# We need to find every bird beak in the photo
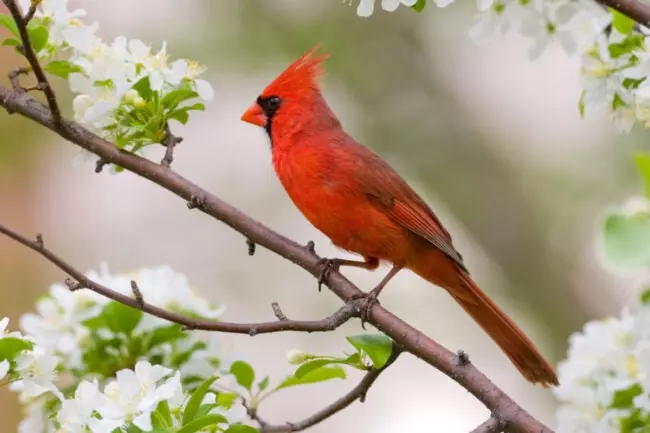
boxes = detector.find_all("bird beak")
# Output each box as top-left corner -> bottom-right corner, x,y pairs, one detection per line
241,103 -> 266,127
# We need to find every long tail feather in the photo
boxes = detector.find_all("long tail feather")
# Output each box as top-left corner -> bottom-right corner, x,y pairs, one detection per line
412,252 -> 558,386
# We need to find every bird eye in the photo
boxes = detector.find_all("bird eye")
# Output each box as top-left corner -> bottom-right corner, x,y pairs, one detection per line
267,96 -> 282,110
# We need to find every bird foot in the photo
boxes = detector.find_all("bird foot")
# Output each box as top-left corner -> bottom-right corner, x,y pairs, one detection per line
346,290 -> 381,330
317,258 -> 340,292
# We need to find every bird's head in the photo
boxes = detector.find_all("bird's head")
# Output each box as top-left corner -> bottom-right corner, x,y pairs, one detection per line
240,46 -> 334,141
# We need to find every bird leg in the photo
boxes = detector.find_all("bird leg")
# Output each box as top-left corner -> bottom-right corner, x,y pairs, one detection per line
348,264 -> 403,329
317,256 -> 379,292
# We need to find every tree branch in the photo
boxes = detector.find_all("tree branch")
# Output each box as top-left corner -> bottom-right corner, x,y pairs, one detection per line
259,345 -> 403,433
3,0 -> 62,122
0,87 -> 553,432
595,0 -> 650,26
161,123 -> 183,167
0,223 -> 359,335
471,416 -> 505,433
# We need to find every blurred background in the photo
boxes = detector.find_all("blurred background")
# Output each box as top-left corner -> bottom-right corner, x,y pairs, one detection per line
0,0 -> 645,431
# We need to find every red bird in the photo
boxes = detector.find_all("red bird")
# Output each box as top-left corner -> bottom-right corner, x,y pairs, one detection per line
240,47 -> 558,387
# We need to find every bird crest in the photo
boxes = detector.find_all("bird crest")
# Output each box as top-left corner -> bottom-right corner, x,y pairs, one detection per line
260,45 -> 329,98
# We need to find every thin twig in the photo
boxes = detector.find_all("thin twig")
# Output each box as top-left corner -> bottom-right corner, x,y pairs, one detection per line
8,67 -> 29,91
247,238 -> 256,256
24,1 -> 38,22
0,87 -> 554,433
470,415 -> 505,433
271,302 -> 288,321
161,123 -> 183,167
261,345 -> 403,433
3,0 -> 61,122
130,280 -> 144,308
0,223 -> 358,335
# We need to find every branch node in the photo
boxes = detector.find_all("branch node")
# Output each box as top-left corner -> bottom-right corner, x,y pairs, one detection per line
4,0 -> 61,122
64,277 -> 83,292
246,238 -> 256,256
186,194 -> 206,210
305,240 -> 316,255
130,280 -> 144,308
456,349 -> 470,367
160,124 -> 183,168
271,302 -> 288,321
8,67 -> 29,91
248,327 -> 258,337
35,233 -> 44,249
180,320 -> 198,331
24,2 -> 38,22
95,158 -> 107,173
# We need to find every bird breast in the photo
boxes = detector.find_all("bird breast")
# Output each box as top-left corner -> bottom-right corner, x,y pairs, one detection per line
272,145 -> 411,263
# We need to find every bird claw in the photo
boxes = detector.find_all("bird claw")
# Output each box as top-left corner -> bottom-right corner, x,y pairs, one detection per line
346,291 -> 380,330
317,258 -> 339,292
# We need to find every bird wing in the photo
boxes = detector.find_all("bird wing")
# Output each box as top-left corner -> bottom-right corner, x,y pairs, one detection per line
348,143 -> 467,271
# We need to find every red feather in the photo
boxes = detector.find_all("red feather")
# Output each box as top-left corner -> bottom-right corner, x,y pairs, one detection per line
241,46 -> 559,387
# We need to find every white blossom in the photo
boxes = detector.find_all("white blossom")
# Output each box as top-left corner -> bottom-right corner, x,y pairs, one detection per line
554,292 -> 650,432
0,359 -> 9,381
355,0 -> 418,17
94,360 -> 183,431
11,346 -> 62,400
20,284 -> 103,367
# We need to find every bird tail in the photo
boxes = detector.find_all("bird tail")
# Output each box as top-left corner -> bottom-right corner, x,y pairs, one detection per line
411,253 -> 558,387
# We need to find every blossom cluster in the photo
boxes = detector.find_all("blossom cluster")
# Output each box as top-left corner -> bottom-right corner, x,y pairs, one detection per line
1,264 -> 249,433
351,0 -> 650,134
0,262 -> 390,433
553,288 -> 650,432
2,0 -> 213,157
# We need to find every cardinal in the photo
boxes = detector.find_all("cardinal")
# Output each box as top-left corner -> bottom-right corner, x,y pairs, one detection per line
240,47 -> 558,387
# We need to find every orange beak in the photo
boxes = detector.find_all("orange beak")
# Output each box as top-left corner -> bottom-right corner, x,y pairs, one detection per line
241,103 -> 266,127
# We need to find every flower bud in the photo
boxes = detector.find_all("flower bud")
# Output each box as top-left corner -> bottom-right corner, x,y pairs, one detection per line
286,349 -> 310,365
621,196 -> 650,218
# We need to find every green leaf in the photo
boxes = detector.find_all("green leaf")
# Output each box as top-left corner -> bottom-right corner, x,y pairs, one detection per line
0,15 -> 19,37
27,23 -> 48,53
224,424 -> 259,433
603,213 -> 650,268
44,60 -> 83,78
176,414 -> 228,433
195,403 -> 220,418
132,75 -> 153,100
641,288 -> 650,305
609,34 -> 644,58
101,301 -> 143,334
257,376 -> 269,392
623,77 -> 645,90
151,400 -> 172,429
230,360 -> 255,391
0,337 -> 33,361
216,392 -> 238,409
619,409 -> 646,433
168,110 -> 189,125
147,324 -> 185,349
346,333 -> 393,369
411,0 -> 426,12
183,376 -> 218,424
180,103 -> 205,112
1,38 -> 20,47
161,88 -> 199,111
610,8 -> 635,34
612,92 -> 627,110
294,358 -> 360,378
578,90 -> 586,118
634,152 -> 650,198
610,384 -> 643,409
275,366 -> 346,391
